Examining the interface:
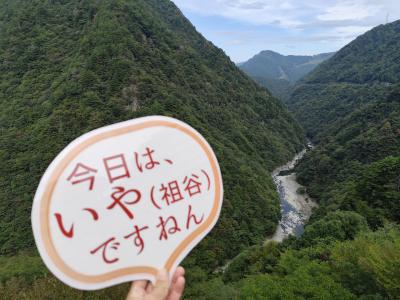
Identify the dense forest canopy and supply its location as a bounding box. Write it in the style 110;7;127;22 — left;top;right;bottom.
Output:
266;20;400;298
304;23;400;85
286;20;400;227
287;20;400;139
0;0;400;299
0;0;305;296
213;19;400;300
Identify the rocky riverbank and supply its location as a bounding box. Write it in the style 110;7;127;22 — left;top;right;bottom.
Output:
267;147;317;242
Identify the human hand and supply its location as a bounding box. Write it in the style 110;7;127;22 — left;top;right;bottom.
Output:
126;267;185;300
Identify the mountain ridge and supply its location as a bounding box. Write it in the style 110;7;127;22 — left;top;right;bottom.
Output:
0;0;304;270
286;19;400;229
239;50;335;83
238;50;335;98
1;1;399;299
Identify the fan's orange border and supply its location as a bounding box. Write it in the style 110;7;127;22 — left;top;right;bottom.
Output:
39;119;222;283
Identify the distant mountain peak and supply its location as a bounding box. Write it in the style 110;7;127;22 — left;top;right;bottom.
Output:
238;50;335;98
258;50;282;57
239;50;335;85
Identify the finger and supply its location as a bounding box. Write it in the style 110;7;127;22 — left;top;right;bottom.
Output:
133;280;149;290
151;269;170;299
148;267;183;294
146;281;153;294
172;266;185;284
126;280;148;300
167;276;185;300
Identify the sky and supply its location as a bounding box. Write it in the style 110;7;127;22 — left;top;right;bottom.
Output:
172;0;400;63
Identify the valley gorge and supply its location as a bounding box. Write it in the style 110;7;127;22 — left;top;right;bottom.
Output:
0;1;399;299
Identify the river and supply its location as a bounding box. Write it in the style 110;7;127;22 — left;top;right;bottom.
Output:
267;145;317;242
218;146;317;273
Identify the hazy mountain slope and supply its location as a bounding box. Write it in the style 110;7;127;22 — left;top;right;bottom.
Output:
305;23;400;84
289;82;390;139
297;85;399;221
286;20;400;227
238;51;334;98
251;76;292;100
187;22;399;300
240;50;335;84
288;20;400;139
0;0;304;274
1;2;399;300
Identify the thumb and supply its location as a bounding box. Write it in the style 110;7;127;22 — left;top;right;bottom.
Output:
151;269;170;300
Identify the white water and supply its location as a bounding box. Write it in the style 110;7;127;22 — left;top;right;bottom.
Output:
267;146;317;242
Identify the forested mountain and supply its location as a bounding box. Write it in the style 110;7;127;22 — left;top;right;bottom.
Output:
190;20;399;300
0;0;305;297
240;50;334;84
286;20;400;221
287;20;400;139
239;50;334;98
249;76;292;101
180;19;399;300
1;0;400;299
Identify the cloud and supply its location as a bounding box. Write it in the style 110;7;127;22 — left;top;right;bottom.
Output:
172;0;400;61
173;0;306;27
173;0;400;28
330;25;374;37
235;1;267;10
317;1;381;21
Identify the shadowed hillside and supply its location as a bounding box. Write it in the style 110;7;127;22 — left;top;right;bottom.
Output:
0;0;304;287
